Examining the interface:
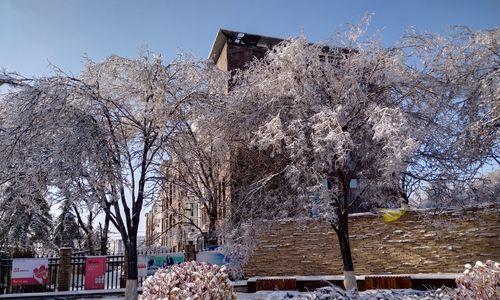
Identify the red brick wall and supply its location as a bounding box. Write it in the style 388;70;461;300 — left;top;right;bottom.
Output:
227;44;267;71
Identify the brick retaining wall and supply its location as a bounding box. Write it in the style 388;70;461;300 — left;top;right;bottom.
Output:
244;206;500;277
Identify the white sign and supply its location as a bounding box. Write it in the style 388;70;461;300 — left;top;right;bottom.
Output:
138;255;147;278
11;258;49;285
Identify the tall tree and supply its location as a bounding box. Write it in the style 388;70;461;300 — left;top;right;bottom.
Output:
0;179;53;253
0;53;225;299
224;19;416;289
398;27;499;206
53;198;83;248
165;112;231;247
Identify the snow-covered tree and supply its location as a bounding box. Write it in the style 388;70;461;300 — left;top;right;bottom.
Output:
0;179;53;253
0;52;225;299
419;170;500;208
224;18;416;289
163;94;232;247
398;27;499;204
53;199;83;248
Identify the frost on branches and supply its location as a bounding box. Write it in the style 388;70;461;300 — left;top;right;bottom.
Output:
141;261;236;300
454;260;500;300
399;27;500;207
0;52;226;299
0;179;52;253
223;17;416;288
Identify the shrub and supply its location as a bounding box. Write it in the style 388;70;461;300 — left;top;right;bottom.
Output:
141;261;236;300
455;260;499;300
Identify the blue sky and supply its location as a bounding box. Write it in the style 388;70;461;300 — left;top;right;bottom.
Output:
1;0;499;238
1;0;499;77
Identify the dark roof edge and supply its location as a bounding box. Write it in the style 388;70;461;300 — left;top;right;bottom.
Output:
208;28;283;63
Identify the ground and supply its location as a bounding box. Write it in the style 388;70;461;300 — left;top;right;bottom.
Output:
235;288;452;300
73;289;449;299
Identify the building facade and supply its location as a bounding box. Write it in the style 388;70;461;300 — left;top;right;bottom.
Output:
144;29;283;251
144;29;372;250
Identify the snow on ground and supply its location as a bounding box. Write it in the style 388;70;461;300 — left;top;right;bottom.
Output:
75;296;125;300
236;287;453;300
72;288;448;300
236;291;307;300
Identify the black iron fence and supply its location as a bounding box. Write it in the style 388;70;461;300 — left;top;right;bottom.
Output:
0;257;59;294
0;247;211;294
69;255;131;291
70;255;85;291
0;255;129;294
105;255;125;290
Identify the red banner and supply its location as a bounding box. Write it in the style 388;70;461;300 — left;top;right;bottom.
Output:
85;256;106;290
11;258;49;285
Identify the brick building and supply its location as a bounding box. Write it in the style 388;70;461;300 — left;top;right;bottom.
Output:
144;29;372;250
209;29;282;72
144;29;284;250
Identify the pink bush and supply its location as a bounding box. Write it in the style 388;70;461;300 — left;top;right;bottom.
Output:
141;261;236;300
455;260;499;300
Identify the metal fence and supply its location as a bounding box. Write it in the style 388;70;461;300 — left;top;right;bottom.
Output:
69;255;129;291
0;248;216;294
70;255;85;291
0;257;59;294
0;255;128;294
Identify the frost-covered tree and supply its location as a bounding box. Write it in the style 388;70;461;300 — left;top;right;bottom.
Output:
0;71;104;254
164;102;231;247
53;199;83;248
419;170;500;208
398;27;499;204
0;179;53;253
0;53;225;299
224;18;416;289
0;92;54;253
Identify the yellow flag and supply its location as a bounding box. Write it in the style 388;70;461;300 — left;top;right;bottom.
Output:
380;204;408;222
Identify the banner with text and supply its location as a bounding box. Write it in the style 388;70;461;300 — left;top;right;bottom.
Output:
146;253;184;276
84;256;106;290
196;250;227;266
11;258;49;286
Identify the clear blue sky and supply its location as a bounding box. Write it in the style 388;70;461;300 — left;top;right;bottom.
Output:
1;0;499;77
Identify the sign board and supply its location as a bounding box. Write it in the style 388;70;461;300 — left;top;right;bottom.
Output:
170;252;185;265
137;255;147;278
146;253;184;276
196;251;227;266
11;258;49;285
146;255;168;276
84;256;106;290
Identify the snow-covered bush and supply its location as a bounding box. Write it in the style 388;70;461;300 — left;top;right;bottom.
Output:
140;261;236;300
454;260;500;300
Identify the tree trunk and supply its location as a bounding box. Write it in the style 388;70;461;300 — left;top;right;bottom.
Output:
333;214;357;291
100;214;110;255
124;237;138;300
206;196;218;247
207;217;218;247
73;205;95;254
87;211;94;255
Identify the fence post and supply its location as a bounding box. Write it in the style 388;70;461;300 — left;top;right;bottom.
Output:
57;247;72;291
185;242;196;261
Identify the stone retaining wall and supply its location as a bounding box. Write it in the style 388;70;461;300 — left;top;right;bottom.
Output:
244;206;500;277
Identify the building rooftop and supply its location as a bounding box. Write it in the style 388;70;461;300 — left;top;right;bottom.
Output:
208;29;283;63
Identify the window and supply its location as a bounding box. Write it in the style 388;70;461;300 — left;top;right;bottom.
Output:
350;179;358;189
